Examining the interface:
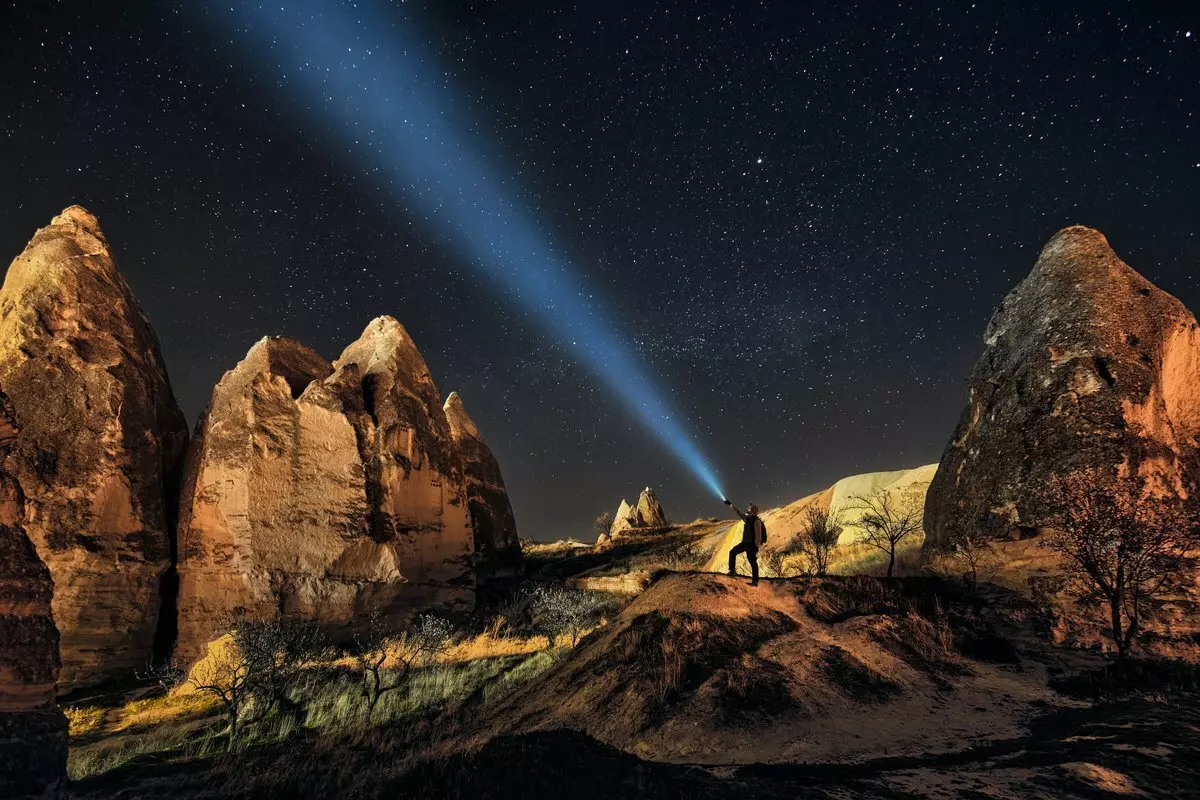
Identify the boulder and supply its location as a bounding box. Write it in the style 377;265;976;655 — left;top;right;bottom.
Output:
0;393;67;799
0;206;188;688
924;226;1200;549
175;318;474;665
443;392;521;582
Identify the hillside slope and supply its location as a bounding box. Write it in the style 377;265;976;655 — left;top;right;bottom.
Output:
702;465;937;573
489;571;1058;765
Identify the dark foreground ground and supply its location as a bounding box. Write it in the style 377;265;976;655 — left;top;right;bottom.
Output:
69;572;1200;800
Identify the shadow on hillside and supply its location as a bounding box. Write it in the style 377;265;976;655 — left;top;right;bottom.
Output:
734;697;1200;797
73;696;1197;799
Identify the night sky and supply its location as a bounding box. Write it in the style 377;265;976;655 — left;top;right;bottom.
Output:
2;1;1198;540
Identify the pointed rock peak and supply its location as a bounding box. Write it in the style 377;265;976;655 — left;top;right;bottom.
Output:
334;315;437;395
235;336;331;398
1032;225;1142;285
444;391;483;441
50;204;104;237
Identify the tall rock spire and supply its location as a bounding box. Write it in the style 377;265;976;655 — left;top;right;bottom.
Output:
444;391;521;582
0;206;188;688
924;225;1200;549
174;318;475;665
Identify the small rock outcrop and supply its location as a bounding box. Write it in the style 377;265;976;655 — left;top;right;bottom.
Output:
175;319;474;665
0;206;189;688
608;487;669;538
0;394;67;799
443;392;521;582
924;226;1200;549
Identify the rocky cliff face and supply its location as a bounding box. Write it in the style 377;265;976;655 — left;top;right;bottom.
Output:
175;318;474;665
443;392;520;582
0;393;67;799
0;206;188;688
924;226;1200;549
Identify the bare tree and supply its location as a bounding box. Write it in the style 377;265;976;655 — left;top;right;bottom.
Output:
530;585;611;647
594;511;614;545
1041;469;1200;659
850;489;924;578
939;533;1000;589
185;615;323;750
798;506;843;576
354;610;454;721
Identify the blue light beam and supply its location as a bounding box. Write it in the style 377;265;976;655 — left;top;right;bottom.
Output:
202;1;725;500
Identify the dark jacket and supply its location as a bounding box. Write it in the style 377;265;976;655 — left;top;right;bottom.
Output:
739;513;766;549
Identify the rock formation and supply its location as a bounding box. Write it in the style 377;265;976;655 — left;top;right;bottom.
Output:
175;318;474;665
443;392;521;582
924;226;1200;549
608;487;669;539
0;394;67;798
0;206;189;688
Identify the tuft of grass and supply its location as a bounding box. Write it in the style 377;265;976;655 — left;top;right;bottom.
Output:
63;704;106;737
67;725;192;780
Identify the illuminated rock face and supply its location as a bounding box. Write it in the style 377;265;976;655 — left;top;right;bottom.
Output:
175;318;474;665
0;206;189;689
608;488;669;539
0;394;67;799
443;392;521;582
924;226;1200;549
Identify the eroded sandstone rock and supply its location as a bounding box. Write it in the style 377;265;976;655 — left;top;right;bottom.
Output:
0;392;67;799
924;226;1200;549
443;392;521;582
607;488;669;540
0;206;188;688
175;319;474;665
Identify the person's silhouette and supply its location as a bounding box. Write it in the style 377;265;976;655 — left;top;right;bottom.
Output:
724;499;767;585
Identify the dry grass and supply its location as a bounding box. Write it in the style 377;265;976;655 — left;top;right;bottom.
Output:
522;538;591;557
117;692;218;732
63;704;106;737
827;535;926;577
438;631;551;663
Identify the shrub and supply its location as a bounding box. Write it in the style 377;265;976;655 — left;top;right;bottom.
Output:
529;585;611;647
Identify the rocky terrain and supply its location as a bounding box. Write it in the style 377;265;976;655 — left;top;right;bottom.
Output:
925;225;1200;549
0;393;67;799
0;206;189;690
2;219;1199;798
174;319;478;665
444;391;522;584
0;208;520;794
607;487;669;539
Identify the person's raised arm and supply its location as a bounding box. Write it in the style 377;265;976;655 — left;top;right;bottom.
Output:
723;498;746;521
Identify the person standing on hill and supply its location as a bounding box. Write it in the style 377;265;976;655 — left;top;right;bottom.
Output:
724;499;767;586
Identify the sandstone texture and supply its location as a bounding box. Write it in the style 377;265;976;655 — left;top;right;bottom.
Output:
0;206;188;688
175;318;474;665
924;226;1200;549
608;487;670;539
443;392;521;582
0;393;67;799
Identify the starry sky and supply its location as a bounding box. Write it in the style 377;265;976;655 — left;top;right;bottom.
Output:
1;1;1198;540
